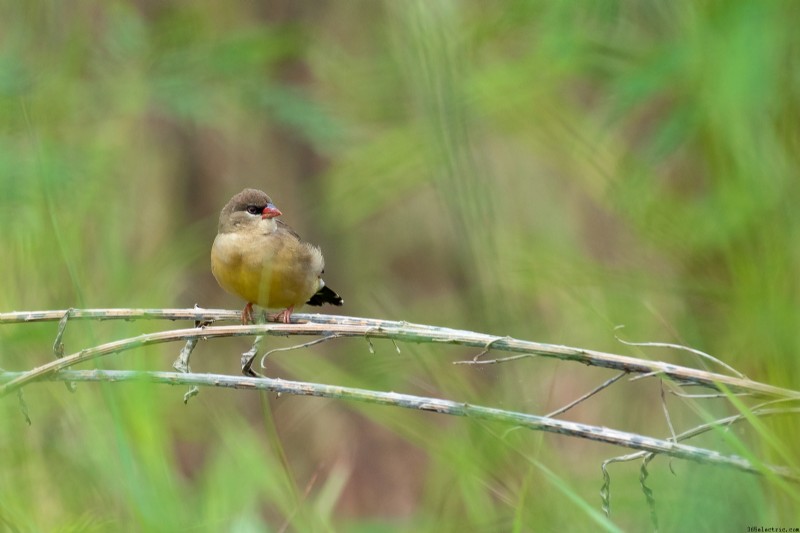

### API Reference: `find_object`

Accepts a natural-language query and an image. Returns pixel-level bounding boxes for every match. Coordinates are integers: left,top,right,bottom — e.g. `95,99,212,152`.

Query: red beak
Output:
262,203,282,219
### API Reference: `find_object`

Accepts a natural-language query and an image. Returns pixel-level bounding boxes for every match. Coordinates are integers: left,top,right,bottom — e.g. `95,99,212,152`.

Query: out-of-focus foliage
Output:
1,0,798,530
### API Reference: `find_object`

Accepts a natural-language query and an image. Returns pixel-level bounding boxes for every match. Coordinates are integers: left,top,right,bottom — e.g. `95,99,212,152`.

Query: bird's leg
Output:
242,302,254,325
271,306,294,324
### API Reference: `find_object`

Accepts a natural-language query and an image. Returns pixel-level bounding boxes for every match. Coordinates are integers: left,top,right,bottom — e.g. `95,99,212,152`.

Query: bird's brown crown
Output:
224,188,272,214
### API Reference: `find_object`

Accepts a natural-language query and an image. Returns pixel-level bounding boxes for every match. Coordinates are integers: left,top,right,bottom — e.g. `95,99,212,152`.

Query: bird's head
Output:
219,188,283,232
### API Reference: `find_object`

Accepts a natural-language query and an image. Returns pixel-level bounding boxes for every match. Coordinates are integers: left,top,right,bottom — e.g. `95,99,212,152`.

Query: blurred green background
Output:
1,0,799,530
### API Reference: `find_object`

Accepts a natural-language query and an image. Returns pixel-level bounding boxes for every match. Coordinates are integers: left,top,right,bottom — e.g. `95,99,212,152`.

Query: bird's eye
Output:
245,205,261,215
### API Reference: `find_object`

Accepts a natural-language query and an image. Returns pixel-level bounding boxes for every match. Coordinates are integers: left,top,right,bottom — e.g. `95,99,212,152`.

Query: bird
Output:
211,188,343,325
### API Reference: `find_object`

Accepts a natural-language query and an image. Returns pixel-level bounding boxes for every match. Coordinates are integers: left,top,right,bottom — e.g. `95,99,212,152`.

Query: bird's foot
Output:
242,302,254,325
271,307,294,324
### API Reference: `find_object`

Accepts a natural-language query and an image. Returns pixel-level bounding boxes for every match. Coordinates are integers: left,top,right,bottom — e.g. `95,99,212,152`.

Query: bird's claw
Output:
271,307,294,324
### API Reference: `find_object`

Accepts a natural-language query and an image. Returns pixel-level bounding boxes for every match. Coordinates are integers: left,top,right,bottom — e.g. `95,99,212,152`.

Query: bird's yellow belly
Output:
211,236,316,310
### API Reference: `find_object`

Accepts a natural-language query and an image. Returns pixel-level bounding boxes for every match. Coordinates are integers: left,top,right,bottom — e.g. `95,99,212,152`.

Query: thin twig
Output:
364,327,377,354
750,397,800,411
52,308,76,392
260,335,340,368
0,368,797,483
172,338,200,403
601,406,800,467
17,389,30,426
639,454,658,530
628,371,660,382
472,336,510,362
669,390,753,399
600,460,613,517
660,381,678,476
660,382,677,442
454,354,532,366
615,326,746,379
173,339,198,374
52,309,71,358
546,372,627,418
242,335,265,377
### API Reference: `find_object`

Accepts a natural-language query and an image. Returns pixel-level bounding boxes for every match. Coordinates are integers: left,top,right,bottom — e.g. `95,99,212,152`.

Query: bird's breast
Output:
211,231,324,310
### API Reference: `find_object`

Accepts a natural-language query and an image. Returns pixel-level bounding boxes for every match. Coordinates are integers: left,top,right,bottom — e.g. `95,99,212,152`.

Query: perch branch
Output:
0,368,797,483
1,309,799,400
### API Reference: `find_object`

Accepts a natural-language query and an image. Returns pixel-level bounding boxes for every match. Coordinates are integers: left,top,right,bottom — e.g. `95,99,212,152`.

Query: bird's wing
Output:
276,219,303,241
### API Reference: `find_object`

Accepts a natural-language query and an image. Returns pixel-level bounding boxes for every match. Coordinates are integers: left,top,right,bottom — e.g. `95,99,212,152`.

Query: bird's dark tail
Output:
307,285,343,307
